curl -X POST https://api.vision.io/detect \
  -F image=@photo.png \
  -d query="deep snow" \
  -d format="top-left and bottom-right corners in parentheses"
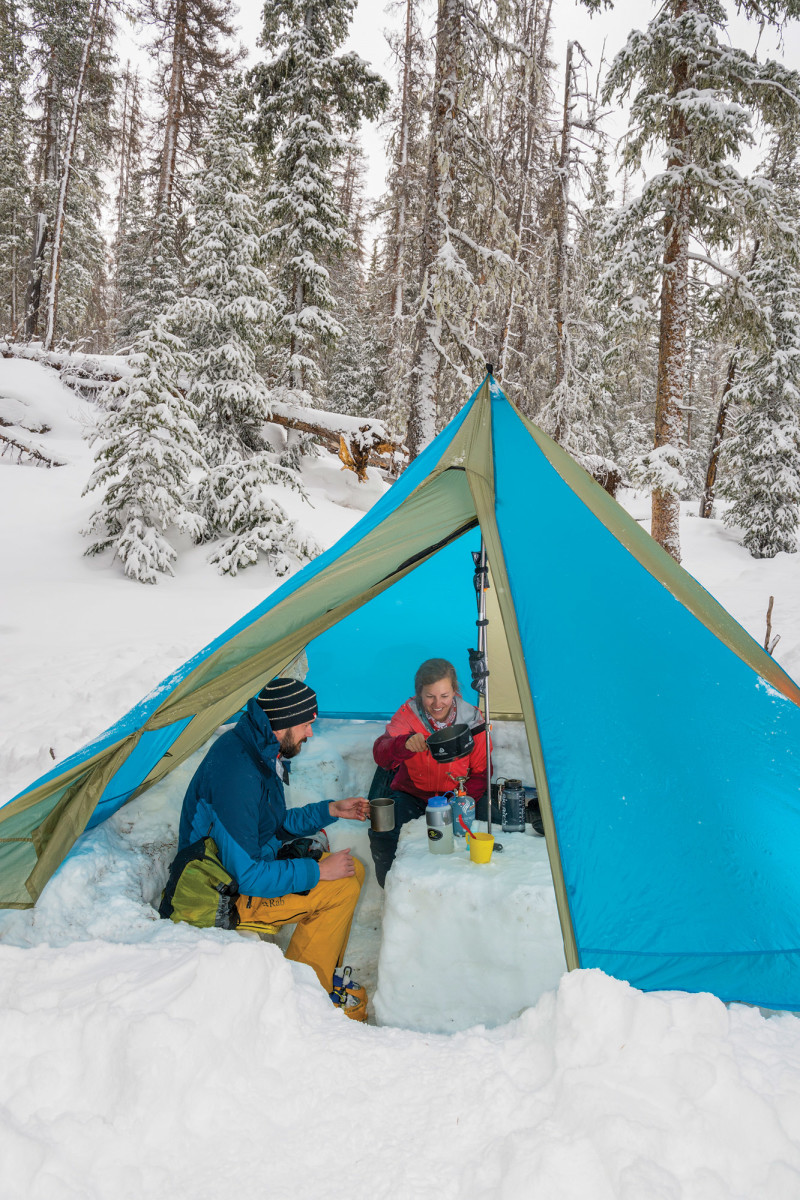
top-left (4, 356), bottom-right (800, 1199)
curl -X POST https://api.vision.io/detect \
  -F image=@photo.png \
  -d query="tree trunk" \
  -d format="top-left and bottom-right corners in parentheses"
top-left (407, 0), bottom-right (460, 459)
top-left (651, 5), bottom-right (691, 563)
top-left (390, 0), bottom-right (415, 321)
top-left (497, 0), bottom-right (554, 379)
top-left (699, 351), bottom-right (737, 518)
top-left (42, 0), bottom-right (105, 351)
top-left (552, 39), bottom-right (574, 440)
top-left (699, 238), bottom-right (759, 518)
top-left (24, 54), bottom-right (60, 340)
top-left (156, 0), bottom-right (187, 215)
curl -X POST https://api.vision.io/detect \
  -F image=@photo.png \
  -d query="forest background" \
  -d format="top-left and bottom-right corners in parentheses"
top-left (5, 0), bottom-right (800, 582)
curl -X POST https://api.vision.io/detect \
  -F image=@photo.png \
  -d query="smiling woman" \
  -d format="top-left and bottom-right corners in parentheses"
top-left (368, 657), bottom-right (493, 886)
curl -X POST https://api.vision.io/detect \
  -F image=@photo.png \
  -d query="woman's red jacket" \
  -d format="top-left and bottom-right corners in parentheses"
top-left (372, 697), bottom-right (491, 802)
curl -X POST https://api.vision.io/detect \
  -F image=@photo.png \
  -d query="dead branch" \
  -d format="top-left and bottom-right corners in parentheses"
top-left (765, 595), bottom-right (781, 656)
top-left (0, 430), bottom-right (65, 467)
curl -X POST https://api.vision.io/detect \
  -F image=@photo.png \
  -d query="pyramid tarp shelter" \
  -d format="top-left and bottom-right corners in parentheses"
top-left (3, 376), bottom-right (800, 1011)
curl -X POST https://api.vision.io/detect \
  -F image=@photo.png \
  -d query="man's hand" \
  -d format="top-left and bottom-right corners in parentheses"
top-left (405, 732), bottom-right (428, 754)
top-left (329, 796), bottom-right (369, 821)
top-left (318, 848), bottom-right (356, 880)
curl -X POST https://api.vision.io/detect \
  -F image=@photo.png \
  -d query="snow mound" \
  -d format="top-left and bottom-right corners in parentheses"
top-left (0, 358), bottom-right (89, 465)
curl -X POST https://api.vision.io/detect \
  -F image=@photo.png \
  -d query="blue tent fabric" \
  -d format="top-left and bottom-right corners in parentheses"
top-left (489, 395), bottom-right (800, 1009)
top-left (4, 375), bottom-right (800, 1012)
top-left (308, 531), bottom-right (480, 720)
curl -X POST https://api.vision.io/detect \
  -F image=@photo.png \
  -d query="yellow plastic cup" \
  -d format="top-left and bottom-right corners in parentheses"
top-left (468, 831), bottom-right (494, 864)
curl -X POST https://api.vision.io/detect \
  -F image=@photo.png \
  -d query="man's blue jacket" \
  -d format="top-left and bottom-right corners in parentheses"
top-left (177, 697), bottom-right (336, 898)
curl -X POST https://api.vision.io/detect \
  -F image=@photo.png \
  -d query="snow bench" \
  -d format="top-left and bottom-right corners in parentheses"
top-left (373, 817), bottom-right (566, 1033)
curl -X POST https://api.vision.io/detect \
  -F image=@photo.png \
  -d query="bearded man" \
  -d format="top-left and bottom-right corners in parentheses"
top-left (176, 677), bottom-right (368, 1014)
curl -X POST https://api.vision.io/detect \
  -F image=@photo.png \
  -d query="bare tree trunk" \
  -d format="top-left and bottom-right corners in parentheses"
top-left (157, 0), bottom-right (187, 215)
top-left (552, 39), bottom-right (573, 440)
top-left (497, 0), bottom-right (554, 378)
top-left (651, 11), bottom-right (690, 562)
top-left (407, 0), bottom-right (460, 459)
top-left (652, 180), bottom-right (689, 559)
top-left (116, 67), bottom-right (135, 233)
top-left (699, 351), bottom-right (737, 519)
top-left (42, 0), bottom-right (105, 351)
top-left (390, 0), bottom-right (415, 321)
top-left (24, 56), bottom-right (60, 340)
top-left (699, 238), bottom-right (759, 518)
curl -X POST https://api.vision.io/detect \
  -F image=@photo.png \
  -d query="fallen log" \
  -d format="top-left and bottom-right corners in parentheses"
top-left (1, 342), bottom-right (407, 478)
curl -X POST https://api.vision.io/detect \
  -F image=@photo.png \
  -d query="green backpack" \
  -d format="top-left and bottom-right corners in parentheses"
top-left (158, 836), bottom-right (240, 930)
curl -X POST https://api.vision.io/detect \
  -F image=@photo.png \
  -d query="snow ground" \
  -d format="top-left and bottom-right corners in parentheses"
top-left (4, 357), bottom-right (800, 1199)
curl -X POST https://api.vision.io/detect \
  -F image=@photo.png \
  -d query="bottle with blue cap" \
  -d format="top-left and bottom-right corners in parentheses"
top-left (426, 795), bottom-right (454, 854)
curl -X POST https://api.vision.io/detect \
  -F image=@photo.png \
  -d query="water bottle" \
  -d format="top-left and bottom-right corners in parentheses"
top-left (449, 789), bottom-right (475, 836)
top-left (426, 796), bottom-right (454, 854)
top-left (500, 778), bottom-right (526, 833)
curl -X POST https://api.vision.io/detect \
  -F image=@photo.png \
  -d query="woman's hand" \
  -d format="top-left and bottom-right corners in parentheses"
top-left (405, 732), bottom-right (428, 754)
top-left (329, 797), bottom-right (369, 821)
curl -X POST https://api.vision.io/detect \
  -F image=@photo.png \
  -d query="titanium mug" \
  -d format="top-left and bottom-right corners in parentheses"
top-left (369, 797), bottom-right (395, 832)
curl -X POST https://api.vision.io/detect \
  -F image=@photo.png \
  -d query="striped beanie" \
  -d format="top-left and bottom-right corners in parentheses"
top-left (256, 677), bottom-right (318, 729)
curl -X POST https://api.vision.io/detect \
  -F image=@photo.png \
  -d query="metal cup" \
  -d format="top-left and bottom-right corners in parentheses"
top-left (369, 797), bottom-right (395, 832)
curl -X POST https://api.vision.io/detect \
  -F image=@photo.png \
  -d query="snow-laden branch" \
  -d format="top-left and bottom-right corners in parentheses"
top-left (686, 252), bottom-right (741, 281)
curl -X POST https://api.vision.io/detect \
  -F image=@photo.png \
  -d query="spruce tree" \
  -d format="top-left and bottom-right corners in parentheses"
top-left (600, 0), bottom-right (800, 560)
top-left (147, 0), bottom-right (240, 216)
top-left (176, 79), bottom-right (319, 576)
top-left (83, 313), bottom-right (204, 582)
top-left (720, 137), bottom-right (800, 558)
top-left (250, 0), bottom-right (389, 408)
top-left (0, 0), bottom-right (30, 336)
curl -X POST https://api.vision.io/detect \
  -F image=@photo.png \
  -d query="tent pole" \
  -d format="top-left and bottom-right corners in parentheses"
top-left (478, 538), bottom-right (493, 835)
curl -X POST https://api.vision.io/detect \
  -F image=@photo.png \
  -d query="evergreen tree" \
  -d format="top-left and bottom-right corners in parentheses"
top-left (322, 138), bottom-right (389, 421)
top-left (600, 0), bottom-right (800, 561)
top-left (24, 0), bottom-right (116, 345)
top-left (373, 0), bottom-right (430, 431)
top-left (109, 66), bottom-right (148, 347)
top-left (720, 137), bottom-right (800, 557)
top-left (113, 167), bottom-right (157, 349)
top-left (406, 0), bottom-right (537, 453)
top-left (250, 0), bottom-right (389, 408)
top-left (536, 49), bottom-right (619, 482)
top-left (0, 0), bottom-right (31, 337)
top-left (83, 313), bottom-right (204, 582)
top-left (147, 0), bottom-right (240, 215)
top-left (494, 0), bottom-right (555, 405)
top-left (176, 80), bottom-right (318, 576)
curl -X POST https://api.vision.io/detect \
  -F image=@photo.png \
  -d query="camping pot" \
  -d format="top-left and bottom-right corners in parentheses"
top-left (369, 797), bottom-right (395, 832)
top-left (427, 721), bottom-right (485, 764)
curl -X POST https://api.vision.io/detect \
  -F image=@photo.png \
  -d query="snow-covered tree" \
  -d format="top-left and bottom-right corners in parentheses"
top-left (250, 0), bottom-right (389, 407)
top-left (600, 0), bottom-right (800, 561)
top-left (406, 0), bottom-right (535, 454)
top-left (535, 48), bottom-right (620, 485)
top-left (83, 313), bottom-right (204, 582)
top-left (321, 139), bottom-right (389, 421)
top-left (720, 137), bottom-right (800, 558)
top-left (147, 0), bottom-right (240, 216)
top-left (176, 79), bottom-right (318, 576)
top-left (0, 0), bottom-right (31, 336)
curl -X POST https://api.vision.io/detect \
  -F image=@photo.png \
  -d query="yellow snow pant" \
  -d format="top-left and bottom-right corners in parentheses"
top-left (235, 855), bottom-right (365, 993)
